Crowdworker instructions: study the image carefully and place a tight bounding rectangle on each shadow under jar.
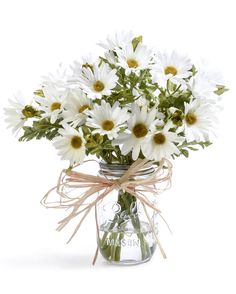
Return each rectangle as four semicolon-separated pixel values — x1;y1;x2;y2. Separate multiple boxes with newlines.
96;162;159;265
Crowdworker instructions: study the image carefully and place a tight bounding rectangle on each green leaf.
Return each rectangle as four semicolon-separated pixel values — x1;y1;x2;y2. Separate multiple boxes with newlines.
198;141;212;149
132;36;142;50
190;65;197;76
172;140;213;159
214;85;229;96
19;118;61;142
178;140;212;152
187;146;199;151
34;89;44;97
180;149;189;158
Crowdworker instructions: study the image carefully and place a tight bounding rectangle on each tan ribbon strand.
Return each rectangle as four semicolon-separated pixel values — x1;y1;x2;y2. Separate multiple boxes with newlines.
41;158;173;264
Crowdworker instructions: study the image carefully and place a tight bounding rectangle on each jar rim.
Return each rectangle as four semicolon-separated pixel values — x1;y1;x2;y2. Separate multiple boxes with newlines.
99;161;155;177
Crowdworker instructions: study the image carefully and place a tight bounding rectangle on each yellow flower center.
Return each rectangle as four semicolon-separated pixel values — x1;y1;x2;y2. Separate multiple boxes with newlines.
133;123;148;138
93;81;105;92
164;66;177;76
102;120;114;131
127;58;139;68
71;136;82;149
153;133;166;144
50;102;61;112
79;104;90;113
185;112;197;125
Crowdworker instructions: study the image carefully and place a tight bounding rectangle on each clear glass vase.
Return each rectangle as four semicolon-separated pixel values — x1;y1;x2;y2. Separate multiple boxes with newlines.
96;161;159;265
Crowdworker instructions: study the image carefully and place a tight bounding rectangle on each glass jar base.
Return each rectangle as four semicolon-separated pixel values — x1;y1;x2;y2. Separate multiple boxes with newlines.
107;256;152;266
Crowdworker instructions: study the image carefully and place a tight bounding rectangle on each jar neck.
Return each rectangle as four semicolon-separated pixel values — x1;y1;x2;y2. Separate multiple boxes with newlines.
98;161;155;179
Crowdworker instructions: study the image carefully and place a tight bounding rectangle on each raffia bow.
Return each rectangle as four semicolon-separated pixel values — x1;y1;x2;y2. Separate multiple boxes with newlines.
41;158;173;264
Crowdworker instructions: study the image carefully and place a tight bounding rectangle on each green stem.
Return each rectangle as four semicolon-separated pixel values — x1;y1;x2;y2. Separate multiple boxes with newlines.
120;192;150;260
99;190;151;262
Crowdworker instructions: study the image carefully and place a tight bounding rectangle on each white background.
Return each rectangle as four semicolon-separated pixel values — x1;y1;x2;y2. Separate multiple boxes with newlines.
0;0;235;293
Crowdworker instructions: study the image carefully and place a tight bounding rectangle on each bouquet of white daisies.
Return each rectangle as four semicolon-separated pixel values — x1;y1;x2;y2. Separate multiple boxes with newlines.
5;33;227;165
4;32;227;264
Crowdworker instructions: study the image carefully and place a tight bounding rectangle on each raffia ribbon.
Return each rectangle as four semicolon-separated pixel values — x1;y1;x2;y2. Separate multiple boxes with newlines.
41;158;173;264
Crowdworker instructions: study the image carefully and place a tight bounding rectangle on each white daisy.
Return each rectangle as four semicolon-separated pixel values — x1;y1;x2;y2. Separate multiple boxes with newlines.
79;63;118;99
188;71;217;100
70;54;98;82
98;31;135;51
53;124;86;166
151;51;192;88
142;124;183;161
116;43;153;74
62;89;92;127
86;101;129;140
34;85;67;124
4;93;37;134
4;95;26;134
41;63;70;89
113;104;163;160
183;99;218;142
195;59;223;85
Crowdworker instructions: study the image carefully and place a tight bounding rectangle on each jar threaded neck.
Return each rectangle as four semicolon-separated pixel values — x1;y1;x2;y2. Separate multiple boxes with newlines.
99;161;155;178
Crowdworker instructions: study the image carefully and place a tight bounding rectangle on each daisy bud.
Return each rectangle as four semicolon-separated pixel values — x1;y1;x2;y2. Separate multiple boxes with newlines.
171;110;184;127
22;105;38;118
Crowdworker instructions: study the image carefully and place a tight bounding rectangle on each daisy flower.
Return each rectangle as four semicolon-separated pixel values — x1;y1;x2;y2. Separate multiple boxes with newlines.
114;104;163;160
4;93;37;134
116;43;153;74
196;59;223;85
70;54;98;82
183;99;218;142
79;63;118;99
142;124;183;161
98;31;134;51
151;51;192;88
86;101;129;140
188;71;217;100
53;124;86;166
41;63;70;89
34;85;67;124
62;89;92;127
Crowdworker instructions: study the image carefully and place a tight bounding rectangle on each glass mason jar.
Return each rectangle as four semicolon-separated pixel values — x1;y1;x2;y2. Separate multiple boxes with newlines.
96;161;159;265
